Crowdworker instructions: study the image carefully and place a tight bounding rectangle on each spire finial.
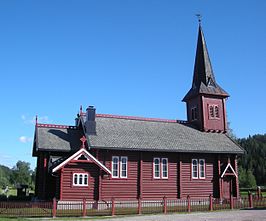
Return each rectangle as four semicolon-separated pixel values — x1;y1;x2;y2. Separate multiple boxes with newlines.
196;14;202;24
35;115;38;125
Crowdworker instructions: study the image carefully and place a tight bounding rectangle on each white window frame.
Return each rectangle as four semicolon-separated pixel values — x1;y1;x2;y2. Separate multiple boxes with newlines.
120;156;128;178
199;159;205;179
72;173;88;186
192;159;198;179
153;158;160;179
112;156;119;178
161;158;168;179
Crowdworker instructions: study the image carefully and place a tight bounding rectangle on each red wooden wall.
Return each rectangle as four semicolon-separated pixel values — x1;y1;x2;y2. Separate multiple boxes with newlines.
60;163;99;201
35;150;239;201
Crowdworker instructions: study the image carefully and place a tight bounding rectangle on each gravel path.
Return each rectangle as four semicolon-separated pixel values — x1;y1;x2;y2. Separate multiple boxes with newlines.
90;209;266;221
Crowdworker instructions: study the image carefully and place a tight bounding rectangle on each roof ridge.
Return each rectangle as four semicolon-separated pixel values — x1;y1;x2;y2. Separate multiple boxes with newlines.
95;113;187;124
37;123;77;129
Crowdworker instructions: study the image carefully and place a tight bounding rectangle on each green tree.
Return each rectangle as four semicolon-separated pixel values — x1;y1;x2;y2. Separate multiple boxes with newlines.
0;165;11;188
246;169;257;188
238;134;266;186
10;161;32;186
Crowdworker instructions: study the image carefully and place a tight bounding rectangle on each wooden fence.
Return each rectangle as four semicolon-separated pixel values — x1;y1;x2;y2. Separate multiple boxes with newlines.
0;193;265;218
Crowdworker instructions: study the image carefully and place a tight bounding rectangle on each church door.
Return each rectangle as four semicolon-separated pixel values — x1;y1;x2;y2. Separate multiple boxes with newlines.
222;177;232;199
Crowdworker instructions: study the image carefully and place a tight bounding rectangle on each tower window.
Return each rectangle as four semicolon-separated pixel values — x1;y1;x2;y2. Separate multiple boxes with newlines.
209;106;214;118
209;105;219;119
191;107;198;121
215;106;219;118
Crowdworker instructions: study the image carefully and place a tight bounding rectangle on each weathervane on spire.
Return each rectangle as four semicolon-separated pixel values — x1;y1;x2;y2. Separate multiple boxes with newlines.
196;14;202;24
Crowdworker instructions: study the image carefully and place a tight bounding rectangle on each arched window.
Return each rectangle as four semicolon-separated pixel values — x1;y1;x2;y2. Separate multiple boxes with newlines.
154;158;160;178
215;106;219;118
199;159;205;179
192;159;198;179
112;156;119;178
209;105;214;118
161;158;168;179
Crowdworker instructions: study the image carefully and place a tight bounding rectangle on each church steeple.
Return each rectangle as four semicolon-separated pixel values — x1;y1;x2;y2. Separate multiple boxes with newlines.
183;23;229;133
183;24;229;102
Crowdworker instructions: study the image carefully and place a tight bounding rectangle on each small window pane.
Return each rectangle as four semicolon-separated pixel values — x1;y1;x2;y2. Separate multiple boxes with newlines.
74;174;78;185
112;156;119;178
84;174;88;185
192;159;198;178
162;158;168;178
215;106;219;118
199;159;205;178
209;106;214;118
120;157;127;178
154;158;160;178
79;174;83;185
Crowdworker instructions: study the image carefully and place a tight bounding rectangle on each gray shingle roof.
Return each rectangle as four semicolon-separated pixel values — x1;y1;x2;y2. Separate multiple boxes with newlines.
36;125;82;152
87;116;243;154
34;116;244;154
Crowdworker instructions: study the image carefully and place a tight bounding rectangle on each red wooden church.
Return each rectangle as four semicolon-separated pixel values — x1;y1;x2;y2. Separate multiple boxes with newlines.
32;24;244;201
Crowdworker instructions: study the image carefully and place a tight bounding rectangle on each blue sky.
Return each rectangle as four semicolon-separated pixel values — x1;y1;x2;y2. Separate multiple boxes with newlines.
0;1;265;169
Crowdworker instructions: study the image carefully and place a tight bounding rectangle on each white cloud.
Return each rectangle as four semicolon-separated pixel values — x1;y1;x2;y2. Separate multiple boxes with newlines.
19;136;32;143
21;115;51;124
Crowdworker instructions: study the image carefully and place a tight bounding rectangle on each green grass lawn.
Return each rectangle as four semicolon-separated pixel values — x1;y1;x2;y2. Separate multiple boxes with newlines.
240;191;266;197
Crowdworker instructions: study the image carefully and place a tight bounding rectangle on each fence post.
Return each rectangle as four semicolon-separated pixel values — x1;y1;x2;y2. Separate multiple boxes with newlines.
209;194;213;211
230;194;234;209
82;198;86;217
187;195;191;213
138;197;142;215
163;196;167;214
111;197;115;216
52;197;57;218
248;191;253;208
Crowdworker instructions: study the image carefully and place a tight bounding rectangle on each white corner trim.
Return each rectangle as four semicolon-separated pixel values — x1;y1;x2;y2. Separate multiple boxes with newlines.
221;163;238;178
52;148;111;174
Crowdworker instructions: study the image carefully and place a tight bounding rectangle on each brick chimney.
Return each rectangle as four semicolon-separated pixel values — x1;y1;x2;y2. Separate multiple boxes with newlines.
85;106;96;135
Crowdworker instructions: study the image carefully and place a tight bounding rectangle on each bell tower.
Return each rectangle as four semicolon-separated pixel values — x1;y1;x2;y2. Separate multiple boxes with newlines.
182;23;229;132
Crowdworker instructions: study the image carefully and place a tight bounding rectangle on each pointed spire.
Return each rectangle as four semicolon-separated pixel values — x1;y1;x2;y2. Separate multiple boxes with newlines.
183;23;229;101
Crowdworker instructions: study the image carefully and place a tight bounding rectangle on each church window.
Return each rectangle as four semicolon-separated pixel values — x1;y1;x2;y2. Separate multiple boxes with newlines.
192;159;206;179
112;156;128;178
199;159;205;179
209;105;214;118
112;156;119;178
192;159;198;179
153;158;160;178
209;105;219;119
120;156;128;178
215;106;219;118
162;158;168;179
191;107;198;121
153;157;168;179
73;173;88;186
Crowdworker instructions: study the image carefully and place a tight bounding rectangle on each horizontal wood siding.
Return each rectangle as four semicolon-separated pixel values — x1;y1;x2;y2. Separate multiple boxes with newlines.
61;163;98;201
142;152;178;200
100;150;138;200
181;153;215;198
